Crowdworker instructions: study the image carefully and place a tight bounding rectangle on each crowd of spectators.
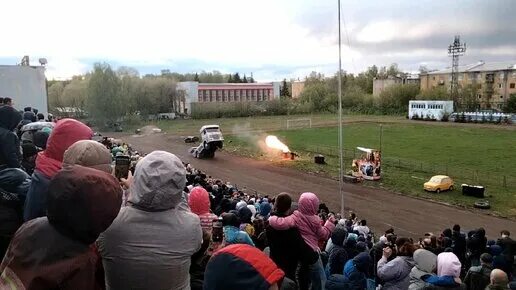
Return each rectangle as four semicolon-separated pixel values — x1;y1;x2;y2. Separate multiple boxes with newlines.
0;101;515;290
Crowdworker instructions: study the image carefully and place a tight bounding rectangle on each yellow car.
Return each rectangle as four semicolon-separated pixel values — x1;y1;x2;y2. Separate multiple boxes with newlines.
424;175;454;193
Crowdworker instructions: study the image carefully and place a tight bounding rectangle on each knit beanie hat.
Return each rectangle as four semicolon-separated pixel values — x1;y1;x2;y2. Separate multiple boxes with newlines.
204;244;284;290
63;140;112;174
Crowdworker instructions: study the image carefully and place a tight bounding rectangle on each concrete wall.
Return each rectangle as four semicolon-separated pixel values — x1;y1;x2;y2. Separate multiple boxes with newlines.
291;81;305;99
373;78;398;96
0;65;48;116
177;81;198;114
272;82;281;99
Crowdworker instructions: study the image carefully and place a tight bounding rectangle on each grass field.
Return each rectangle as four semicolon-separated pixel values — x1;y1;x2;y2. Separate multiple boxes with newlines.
128;114;516;218
224;123;516;217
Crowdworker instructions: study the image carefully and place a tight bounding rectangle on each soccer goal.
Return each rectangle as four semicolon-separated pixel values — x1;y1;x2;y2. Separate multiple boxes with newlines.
286;118;312;130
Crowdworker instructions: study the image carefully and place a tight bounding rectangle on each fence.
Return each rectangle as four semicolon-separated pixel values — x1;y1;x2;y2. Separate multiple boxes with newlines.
295;144;516;190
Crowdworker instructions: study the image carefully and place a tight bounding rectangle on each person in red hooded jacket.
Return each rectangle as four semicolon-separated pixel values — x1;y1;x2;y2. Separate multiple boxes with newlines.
23;119;93;221
188;186;218;233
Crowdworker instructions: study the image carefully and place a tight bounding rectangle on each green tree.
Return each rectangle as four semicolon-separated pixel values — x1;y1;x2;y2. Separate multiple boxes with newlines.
280;79;290;98
243;74;248;83
87;63;123;126
194;73;199;82
387;63;401;77
506;94;516;113
61;76;89;113
227;74;233;83
249;73;255;83
416;86;450;101
233;73;241;83
379;83;420;113
459;84;480;111
47;82;65;109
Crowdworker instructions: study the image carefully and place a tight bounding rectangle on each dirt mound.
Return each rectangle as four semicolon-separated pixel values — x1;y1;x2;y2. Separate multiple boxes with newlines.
136;125;162;136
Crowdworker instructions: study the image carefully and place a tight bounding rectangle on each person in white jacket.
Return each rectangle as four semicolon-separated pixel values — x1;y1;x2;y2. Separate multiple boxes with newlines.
98;151;202;290
353;219;371;237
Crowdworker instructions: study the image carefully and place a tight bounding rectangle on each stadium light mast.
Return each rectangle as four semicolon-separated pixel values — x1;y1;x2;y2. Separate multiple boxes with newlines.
448;35;466;107
337;0;345;218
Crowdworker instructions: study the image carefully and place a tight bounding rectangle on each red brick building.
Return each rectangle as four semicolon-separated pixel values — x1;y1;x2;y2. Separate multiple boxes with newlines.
196;83;275;102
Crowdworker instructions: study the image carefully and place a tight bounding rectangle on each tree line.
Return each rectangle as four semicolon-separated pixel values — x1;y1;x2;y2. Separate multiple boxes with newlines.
292;63;499;115
47;64;258;125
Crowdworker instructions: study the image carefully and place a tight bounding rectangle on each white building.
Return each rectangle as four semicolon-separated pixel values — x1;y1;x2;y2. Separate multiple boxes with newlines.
408;100;454;121
0;65;48;116
178;81;281;115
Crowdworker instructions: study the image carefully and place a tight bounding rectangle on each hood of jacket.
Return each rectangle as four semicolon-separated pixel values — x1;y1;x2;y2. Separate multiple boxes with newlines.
437;252;461;278
238;206;253;224
297;192;319;215
259;201;272;217
414;249;437;273
247;204;257;217
188;186;211;215
489;245;502;256
352;252;371;273
35;119;93;177
22;111;36;122
222;212;240;228
128;151;186;211
331;226;348;247
204;244;284;290
63;140;112;173
0;106;22;131
46;165;122;244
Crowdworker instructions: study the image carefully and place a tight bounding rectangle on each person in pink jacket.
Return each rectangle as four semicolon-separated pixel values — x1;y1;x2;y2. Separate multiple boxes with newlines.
268;192;336;290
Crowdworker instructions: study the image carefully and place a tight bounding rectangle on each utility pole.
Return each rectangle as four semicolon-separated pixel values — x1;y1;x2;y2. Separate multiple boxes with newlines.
338;0;344;218
448;35;466;108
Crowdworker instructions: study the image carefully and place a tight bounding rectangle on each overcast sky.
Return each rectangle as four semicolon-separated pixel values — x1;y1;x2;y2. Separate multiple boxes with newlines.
1;0;515;81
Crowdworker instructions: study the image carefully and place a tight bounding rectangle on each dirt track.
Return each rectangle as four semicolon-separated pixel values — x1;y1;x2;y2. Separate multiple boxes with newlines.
122;132;515;239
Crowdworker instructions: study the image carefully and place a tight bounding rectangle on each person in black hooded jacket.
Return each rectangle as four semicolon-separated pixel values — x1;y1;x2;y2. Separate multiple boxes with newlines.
0;106;28;258
467;228;487;267
0;106;23;170
266;192;318;286
327;226;349;275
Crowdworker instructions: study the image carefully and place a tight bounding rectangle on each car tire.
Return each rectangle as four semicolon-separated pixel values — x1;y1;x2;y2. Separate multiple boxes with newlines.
474;200;490;209
436;188;441;193
449;185;454;191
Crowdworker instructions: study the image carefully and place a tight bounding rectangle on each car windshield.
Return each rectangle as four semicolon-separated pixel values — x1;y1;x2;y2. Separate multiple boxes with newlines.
429;177;442;183
206;128;220;133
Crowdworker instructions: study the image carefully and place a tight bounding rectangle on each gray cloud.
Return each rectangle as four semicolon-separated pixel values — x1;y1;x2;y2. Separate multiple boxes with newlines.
291;0;516;71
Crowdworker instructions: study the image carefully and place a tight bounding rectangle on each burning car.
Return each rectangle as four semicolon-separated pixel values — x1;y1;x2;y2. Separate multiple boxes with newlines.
190;125;224;159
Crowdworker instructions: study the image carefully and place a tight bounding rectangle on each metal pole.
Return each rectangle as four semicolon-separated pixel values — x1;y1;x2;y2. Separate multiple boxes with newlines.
338;0;344;217
379;124;383;153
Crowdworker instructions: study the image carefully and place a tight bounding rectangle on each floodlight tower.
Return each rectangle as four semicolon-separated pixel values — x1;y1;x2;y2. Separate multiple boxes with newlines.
448;35;466;106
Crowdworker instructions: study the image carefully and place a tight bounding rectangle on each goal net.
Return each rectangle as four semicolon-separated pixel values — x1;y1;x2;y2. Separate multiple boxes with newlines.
286;118;312;130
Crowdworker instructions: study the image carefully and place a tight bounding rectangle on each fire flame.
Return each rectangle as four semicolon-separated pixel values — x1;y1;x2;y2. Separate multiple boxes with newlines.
265;135;290;153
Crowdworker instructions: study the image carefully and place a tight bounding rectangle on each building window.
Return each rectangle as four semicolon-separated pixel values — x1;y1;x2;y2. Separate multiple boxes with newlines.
499;72;505;79
510;83;515;89
478;84;482;89
498;84;502;89
432;76;435;80
500;95;504;99
478;94;482;99
476;73;482;80
498;104;503;109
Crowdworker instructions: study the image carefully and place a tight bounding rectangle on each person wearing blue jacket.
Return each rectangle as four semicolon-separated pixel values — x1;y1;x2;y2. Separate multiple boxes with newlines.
326;252;371;290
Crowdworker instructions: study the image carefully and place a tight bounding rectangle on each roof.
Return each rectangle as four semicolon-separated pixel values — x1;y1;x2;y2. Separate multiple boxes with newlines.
425;61;516;75
432;175;451;179
199;82;273;86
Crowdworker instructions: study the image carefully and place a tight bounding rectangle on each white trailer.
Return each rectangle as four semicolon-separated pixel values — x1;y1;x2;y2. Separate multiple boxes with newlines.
408;100;454;121
0;65;48;117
